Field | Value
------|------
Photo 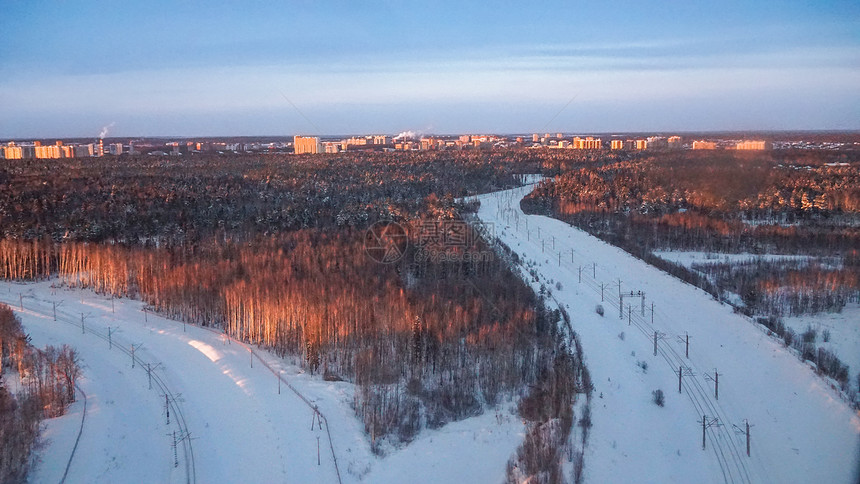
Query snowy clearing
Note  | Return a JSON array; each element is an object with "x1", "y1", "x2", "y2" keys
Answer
[
  {"x1": 652, "y1": 251, "x2": 814, "y2": 269},
  {"x1": 474, "y1": 185, "x2": 860, "y2": 484}
]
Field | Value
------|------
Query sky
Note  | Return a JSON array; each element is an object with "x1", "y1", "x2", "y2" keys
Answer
[{"x1": 1, "y1": 0, "x2": 858, "y2": 138}]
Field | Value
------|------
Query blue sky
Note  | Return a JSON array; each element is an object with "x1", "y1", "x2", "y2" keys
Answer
[{"x1": 1, "y1": 0, "x2": 858, "y2": 137}]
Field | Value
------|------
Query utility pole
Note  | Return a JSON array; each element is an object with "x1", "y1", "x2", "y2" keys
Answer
[
  {"x1": 147, "y1": 363, "x2": 161, "y2": 390},
  {"x1": 600, "y1": 283, "x2": 605, "y2": 302},
  {"x1": 19, "y1": 293, "x2": 23, "y2": 310},
  {"x1": 249, "y1": 347, "x2": 253, "y2": 368},
  {"x1": 278, "y1": 369, "x2": 281, "y2": 394},
  {"x1": 699, "y1": 415, "x2": 721, "y2": 450},
  {"x1": 131, "y1": 343, "x2": 142, "y2": 368},
  {"x1": 108, "y1": 326, "x2": 112, "y2": 350},
  {"x1": 558, "y1": 252, "x2": 561, "y2": 266},
  {"x1": 706, "y1": 369, "x2": 722, "y2": 400},
  {"x1": 653, "y1": 331, "x2": 666, "y2": 356},
  {"x1": 732, "y1": 420, "x2": 752, "y2": 457},
  {"x1": 317, "y1": 436, "x2": 321, "y2": 466},
  {"x1": 172, "y1": 431, "x2": 178, "y2": 467},
  {"x1": 592, "y1": 262, "x2": 596, "y2": 278},
  {"x1": 571, "y1": 248, "x2": 574, "y2": 263},
  {"x1": 111, "y1": 296, "x2": 114, "y2": 313},
  {"x1": 641, "y1": 293, "x2": 645, "y2": 316},
  {"x1": 628, "y1": 304, "x2": 632, "y2": 325},
  {"x1": 143, "y1": 307, "x2": 148, "y2": 323},
  {"x1": 165, "y1": 394, "x2": 170, "y2": 425},
  {"x1": 676, "y1": 366, "x2": 694, "y2": 393},
  {"x1": 651, "y1": 302, "x2": 654, "y2": 325},
  {"x1": 676, "y1": 332, "x2": 691, "y2": 358},
  {"x1": 552, "y1": 235, "x2": 555, "y2": 249},
  {"x1": 578, "y1": 265, "x2": 582, "y2": 283},
  {"x1": 542, "y1": 239, "x2": 544, "y2": 253}
]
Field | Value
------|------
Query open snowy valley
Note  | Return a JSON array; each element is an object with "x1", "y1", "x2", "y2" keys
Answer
[
  {"x1": 1, "y1": 280, "x2": 524, "y2": 484},
  {"x1": 473, "y1": 184, "x2": 860, "y2": 484}
]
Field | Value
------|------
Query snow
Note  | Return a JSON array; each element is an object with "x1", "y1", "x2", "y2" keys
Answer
[
  {"x1": 653, "y1": 251, "x2": 813, "y2": 269},
  {"x1": 475, "y1": 185, "x2": 860, "y2": 484},
  {"x1": 0, "y1": 280, "x2": 524, "y2": 484},
  {"x1": 654, "y1": 250, "x2": 859, "y2": 395},
  {"x1": 781, "y1": 303, "x2": 860, "y2": 387}
]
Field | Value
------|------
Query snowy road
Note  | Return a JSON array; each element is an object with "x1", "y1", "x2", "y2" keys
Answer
[{"x1": 474, "y1": 185, "x2": 860, "y2": 484}]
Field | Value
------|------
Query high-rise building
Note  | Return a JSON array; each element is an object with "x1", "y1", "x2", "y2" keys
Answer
[
  {"x1": 2, "y1": 143, "x2": 23, "y2": 159},
  {"x1": 532, "y1": 133, "x2": 539, "y2": 143},
  {"x1": 736, "y1": 140, "x2": 769, "y2": 150},
  {"x1": 35, "y1": 144, "x2": 61, "y2": 158},
  {"x1": 75, "y1": 144, "x2": 95, "y2": 157},
  {"x1": 692, "y1": 141, "x2": 717, "y2": 150},
  {"x1": 572, "y1": 137, "x2": 602, "y2": 149},
  {"x1": 667, "y1": 136, "x2": 682, "y2": 149},
  {"x1": 372, "y1": 135, "x2": 387, "y2": 145},
  {"x1": 610, "y1": 140, "x2": 624, "y2": 150},
  {"x1": 293, "y1": 135, "x2": 321, "y2": 154},
  {"x1": 109, "y1": 143, "x2": 123, "y2": 155},
  {"x1": 635, "y1": 139, "x2": 648, "y2": 150}
]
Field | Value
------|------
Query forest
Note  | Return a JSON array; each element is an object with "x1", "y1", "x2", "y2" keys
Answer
[
  {"x1": 0, "y1": 304, "x2": 80, "y2": 483},
  {"x1": 521, "y1": 149, "x2": 860, "y2": 392},
  {"x1": 0, "y1": 149, "x2": 602, "y2": 483}
]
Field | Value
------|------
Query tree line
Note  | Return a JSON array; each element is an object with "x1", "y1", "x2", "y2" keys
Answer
[{"x1": 0, "y1": 304, "x2": 80, "y2": 482}]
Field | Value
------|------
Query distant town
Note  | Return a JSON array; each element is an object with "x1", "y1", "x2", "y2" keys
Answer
[{"x1": 2, "y1": 132, "x2": 858, "y2": 159}]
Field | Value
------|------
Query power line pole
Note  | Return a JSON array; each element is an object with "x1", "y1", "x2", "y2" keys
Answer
[
  {"x1": 130, "y1": 343, "x2": 142, "y2": 368},
  {"x1": 705, "y1": 369, "x2": 722, "y2": 400},
  {"x1": 698, "y1": 415, "x2": 721, "y2": 450},
  {"x1": 600, "y1": 283, "x2": 605, "y2": 302},
  {"x1": 592, "y1": 262, "x2": 596, "y2": 278},
  {"x1": 676, "y1": 332, "x2": 691, "y2": 358},
  {"x1": 676, "y1": 366, "x2": 695, "y2": 393},
  {"x1": 108, "y1": 326, "x2": 112, "y2": 350},
  {"x1": 651, "y1": 302, "x2": 654, "y2": 325},
  {"x1": 653, "y1": 331, "x2": 666, "y2": 356},
  {"x1": 733, "y1": 420, "x2": 753, "y2": 457},
  {"x1": 578, "y1": 265, "x2": 582, "y2": 283}
]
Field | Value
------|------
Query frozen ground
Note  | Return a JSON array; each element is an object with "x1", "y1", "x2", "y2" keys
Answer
[
  {"x1": 474, "y1": 185, "x2": 860, "y2": 484},
  {"x1": 653, "y1": 251, "x2": 814, "y2": 268},
  {"x1": 0, "y1": 280, "x2": 524, "y2": 484},
  {"x1": 781, "y1": 303, "x2": 860, "y2": 388},
  {"x1": 654, "y1": 250, "x2": 859, "y2": 396}
]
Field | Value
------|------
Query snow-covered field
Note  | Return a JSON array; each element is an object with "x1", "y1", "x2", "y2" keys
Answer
[
  {"x1": 1, "y1": 280, "x2": 524, "y2": 484},
  {"x1": 474, "y1": 185, "x2": 860, "y2": 484},
  {"x1": 781, "y1": 303, "x2": 860, "y2": 385},
  {"x1": 653, "y1": 251, "x2": 814, "y2": 268},
  {"x1": 654, "y1": 250, "x2": 859, "y2": 395}
]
